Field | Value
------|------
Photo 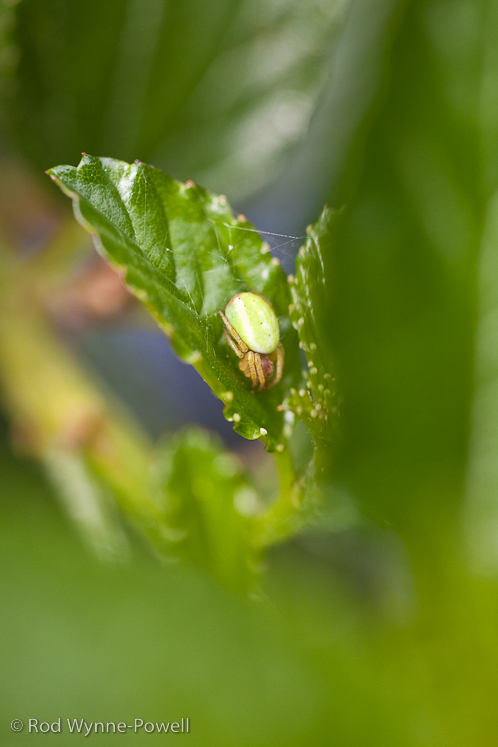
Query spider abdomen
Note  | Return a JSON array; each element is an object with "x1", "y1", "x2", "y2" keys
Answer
[{"x1": 225, "y1": 292, "x2": 279, "y2": 354}]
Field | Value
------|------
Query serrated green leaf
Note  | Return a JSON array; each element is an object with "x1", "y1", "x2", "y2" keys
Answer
[
  {"x1": 48, "y1": 155, "x2": 301, "y2": 448},
  {"x1": 151, "y1": 427, "x2": 260, "y2": 593},
  {"x1": 278, "y1": 206, "x2": 339, "y2": 447}
]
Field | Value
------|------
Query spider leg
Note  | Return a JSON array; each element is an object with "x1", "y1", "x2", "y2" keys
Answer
[
  {"x1": 219, "y1": 310, "x2": 268, "y2": 392},
  {"x1": 219, "y1": 310, "x2": 248, "y2": 353},
  {"x1": 254, "y1": 353, "x2": 266, "y2": 392},
  {"x1": 265, "y1": 343, "x2": 284, "y2": 389},
  {"x1": 223, "y1": 328, "x2": 244, "y2": 359},
  {"x1": 240, "y1": 351, "x2": 259, "y2": 389}
]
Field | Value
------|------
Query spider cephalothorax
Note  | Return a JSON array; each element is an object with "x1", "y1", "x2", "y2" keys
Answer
[{"x1": 219, "y1": 292, "x2": 284, "y2": 392}]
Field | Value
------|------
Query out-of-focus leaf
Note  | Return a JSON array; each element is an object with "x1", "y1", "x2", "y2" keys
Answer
[
  {"x1": 6, "y1": 0, "x2": 238, "y2": 169},
  {"x1": 48, "y1": 155, "x2": 301, "y2": 447},
  {"x1": 152, "y1": 427, "x2": 260, "y2": 592},
  {"x1": 0, "y1": 0, "x2": 17, "y2": 126},
  {"x1": 464, "y1": 0, "x2": 498, "y2": 571},
  {"x1": 161, "y1": 0, "x2": 349, "y2": 201},
  {"x1": 465, "y1": 194, "x2": 498, "y2": 572},
  {"x1": 312, "y1": 0, "x2": 487, "y2": 538},
  {"x1": 8, "y1": 0, "x2": 347, "y2": 200}
]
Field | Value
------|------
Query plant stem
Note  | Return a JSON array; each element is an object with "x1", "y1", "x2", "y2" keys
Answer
[{"x1": 0, "y1": 246, "x2": 171, "y2": 557}]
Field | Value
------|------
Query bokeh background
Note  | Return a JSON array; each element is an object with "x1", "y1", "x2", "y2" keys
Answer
[{"x1": 2, "y1": 0, "x2": 498, "y2": 744}]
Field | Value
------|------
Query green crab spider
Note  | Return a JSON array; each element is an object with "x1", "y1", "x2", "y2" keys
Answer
[{"x1": 219, "y1": 292, "x2": 284, "y2": 392}]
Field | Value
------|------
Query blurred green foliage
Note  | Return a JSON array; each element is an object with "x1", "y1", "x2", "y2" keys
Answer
[
  {"x1": 7, "y1": 0, "x2": 344, "y2": 199},
  {"x1": 152, "y1": 427, "x2": 260, "y2": 591},
  {"x1": 2, "y1": 0, "x2": 498, "y2": 744}
]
